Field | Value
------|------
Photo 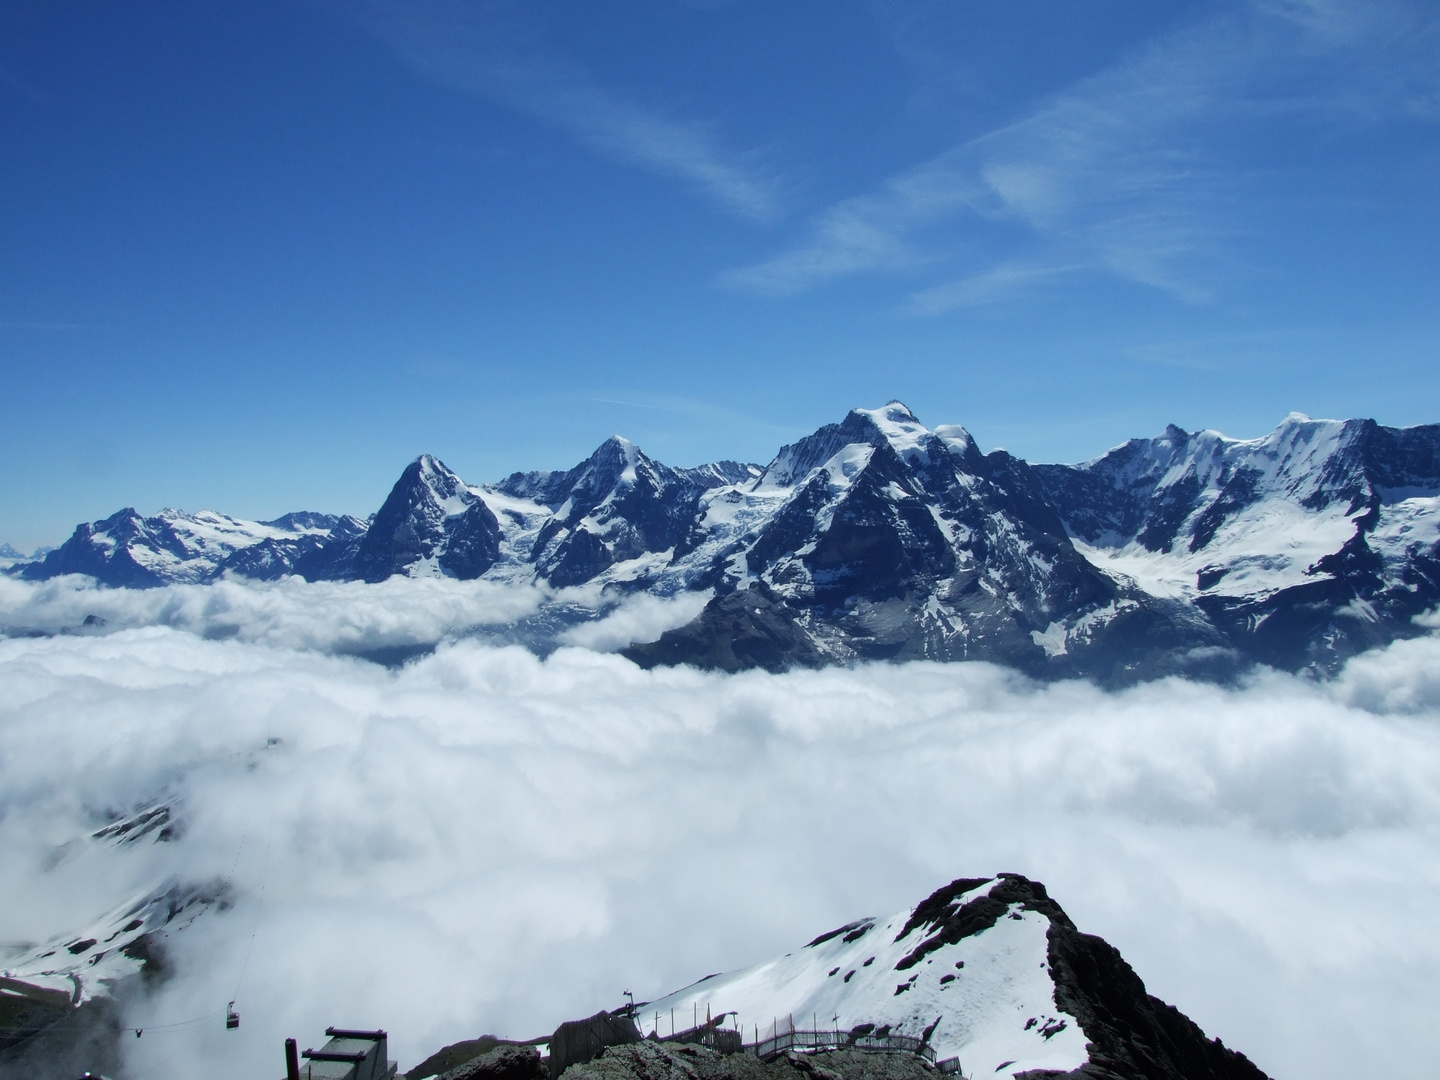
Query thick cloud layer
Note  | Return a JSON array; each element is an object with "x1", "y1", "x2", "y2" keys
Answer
[
  {"x1": 0, "y1": 575, "x2": 710, "y2": 659},
  {"x1": 1, "y1": 579, "x2": 1439, "y2": 1080}
]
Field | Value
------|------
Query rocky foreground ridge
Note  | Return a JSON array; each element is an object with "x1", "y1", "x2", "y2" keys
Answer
[
  {"x1": 11, "y1": 403, "x2": 1439, "y2": 682},
  {"x1": 410, "y1": 875, "x2": 1270, "y2": 1080},
  {"x1": 0, "y1": 872, "x2": 1272, "y2": 1080}
]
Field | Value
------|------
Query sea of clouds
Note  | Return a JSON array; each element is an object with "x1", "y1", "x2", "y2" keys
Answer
[{"x1": 2, "y1": 575, "x2": 1440, "y2": 1080}]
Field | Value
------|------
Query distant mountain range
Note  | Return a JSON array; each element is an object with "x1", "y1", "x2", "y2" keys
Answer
[{"x1": 11, "y1": 403, "x2": 1439, "y2": 682}]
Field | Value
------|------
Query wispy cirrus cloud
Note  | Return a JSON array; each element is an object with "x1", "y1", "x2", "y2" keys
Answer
[
  {"x1": 723, "y1": 0, "x2": 1440, "y2": 309},
  {"x1": 906, "y1": 260, "x2": 1083, "y2": 315},
  {"x1": 353, "y1": 0, "x2": 782, "y2": 221}
]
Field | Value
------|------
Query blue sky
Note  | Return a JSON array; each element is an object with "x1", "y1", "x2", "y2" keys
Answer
[{"x1": 2, "y1": 0, "x2": 1438, "y2": 549}]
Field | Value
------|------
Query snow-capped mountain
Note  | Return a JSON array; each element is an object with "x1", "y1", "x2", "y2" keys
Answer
[
  {"x1": 11, "y1": 403, "x2": 1439, "y2": 681},
  {"x1": 1033, "y1": 414, "x2": 1440, "y2": 670},
  {"x1": 624, "y1": 405, "x2": 1224, "y2": 680},
  {"x1": 636, "y1": 874, "x2": 1268, "y2": 1080},
  {"x1": 17, "y1": 507, "x2": 343, "y2": 587}
]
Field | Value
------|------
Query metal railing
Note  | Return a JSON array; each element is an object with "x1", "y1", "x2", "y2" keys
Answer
[
  {"x1": 660, "y1": 1024, "x2": 744, "y2": 1054},
  {"x1": 745, "y1": 1028, "x2": 936, "y2": 1065}
]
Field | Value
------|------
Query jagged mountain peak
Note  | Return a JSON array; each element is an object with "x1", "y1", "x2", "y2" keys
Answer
[
  {"x1": 406, "y1": 453, "x2": 468, "y2": 498},
  {"x1": 853, "y1": 399, "x2": 919, "y2": 424},
  {"x1": 99, "y1": 506, "x2": 146, "y2": 527},
  {"x1": 548, "y1": 436, "x2": 658, "y2": 518},
  {"x1": 757, "y1": 404, "x2": 940, "y2": 490},
  {"x1": 368, "y1": 455, "x2": 478, "y2": 522},
  {"x1": 757, "y1": 404, "x2": 988, "y2": 495},
  {"x1": 576, "y1": 435, "x2": 646, "y2": 483},
  {"x1": 597, "y1": 433, "x2": 641, "y2": 456},
  {"x1": 1163, "y1": 422, "x2": 1188, "y2": 438},
  {"x1": 346, "y1": 453, "x2": 496, "y2": 582},
  {"x1": 846, "y1": 403, "x2": 939, "y2": 466},
  {"x1": 498, "y1": 436, "x2": 653, "y2": 511}
]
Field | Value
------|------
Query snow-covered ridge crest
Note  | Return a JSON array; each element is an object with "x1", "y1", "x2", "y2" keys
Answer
[{"x1": 635, "y1": 874, "x2": 1269, "y2": 1080}]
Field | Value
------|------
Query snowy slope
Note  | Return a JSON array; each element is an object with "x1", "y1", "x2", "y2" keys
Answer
[
  {"x1": 636, "y1": 875, "x2": 1267, "y2": 1080},
  {"x1": 0, "y1": 798, "x2": 225, "y2": 1067},
  {"x1": 641, "y1": 879, "x2": 1085, "y2": 1077},
  {"x1": 1035, "y1": 414, "x2": 1440, "y2": 669},
  {"x1": 1037, "y1": 416, "x2": 1371, "y2": 602},
  {"x1": 1034, "y1": 414, "x2": 1440, "y2": 600},
  {"x1": 1, "y1": 880, "x2": 217, "y2": 1009}
]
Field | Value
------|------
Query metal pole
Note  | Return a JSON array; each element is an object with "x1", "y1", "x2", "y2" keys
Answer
[{"x1": 285, "y1": 1037, "x2": 300, "y2": 1080}]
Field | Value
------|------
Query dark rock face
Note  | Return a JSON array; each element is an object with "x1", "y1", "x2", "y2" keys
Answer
[
  {"x1": 900, "y1": 876, "x2": 1271, "y2": 1080},
  {"x1": 409, "y1": 1039, "x2": 538, "y2": 1080},
  {"x1": 625, "y1": 584, "x2": 829, "y2": 674},
  {"x1": 539, "y1": 526, "x2": 616, "y2": 589},
  {"x1": 293, "y1": 515, "x2": 370, "y2": 581},
  {"x1": 561, "y1": 1043, "x2": 934, "y2": 1080},
  {"x1": 439, "y1": 502, "x2": 505, "y2": 580},
  {"x1": 434, "y1": 1043, "x2": 547, "y2": 1080},
  {"x1": 346, "y1": 455, "x2": 502, "y2": 583},
  {"x1": 0, "y1": 990, "x2": 127, "y2": 1080},
  {"x1": 214, "y1": 533, "x2": 330, "y2": 580}
]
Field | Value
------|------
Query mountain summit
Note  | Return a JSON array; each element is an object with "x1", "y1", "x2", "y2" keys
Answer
[
  {"x1": 627, "y1": 873, "x2": 1270, "y2": 1080},
  {"x1": 14, "y1": 404, "x2": 1439, "y2": 682}
]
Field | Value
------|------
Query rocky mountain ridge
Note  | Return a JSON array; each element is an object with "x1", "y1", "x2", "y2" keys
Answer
[
  {"x1": 409, "y1": 874, "x2": 1270, "y2": 1080},
  {"x1": 11, "y1": 403, "x2": 1439, "y2": 682},
  {"x1": 625, "y1": 873, "x2": 1270, "y2": 1080}
]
